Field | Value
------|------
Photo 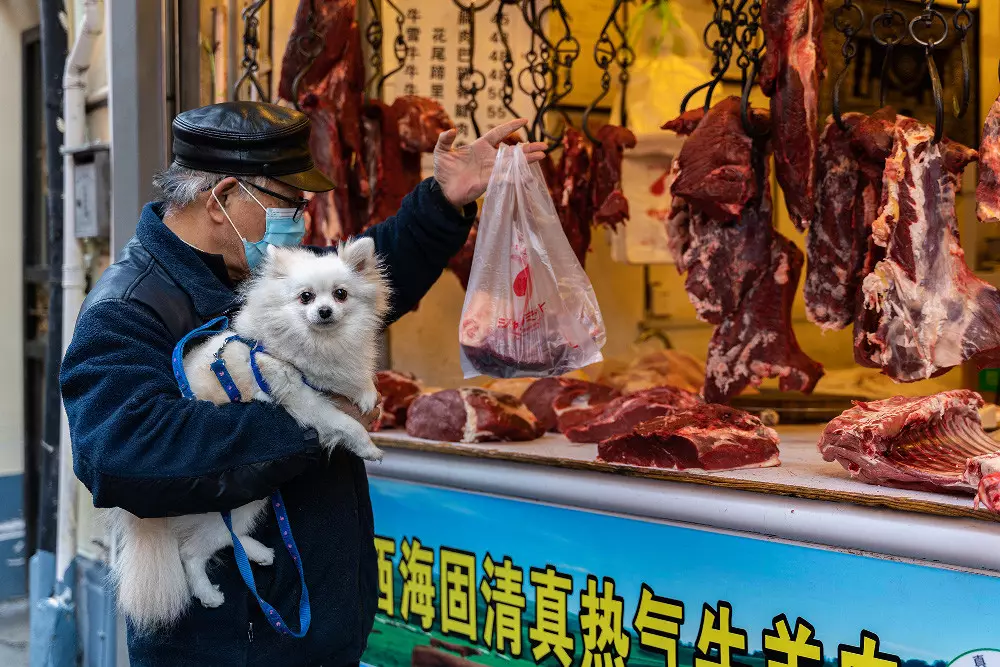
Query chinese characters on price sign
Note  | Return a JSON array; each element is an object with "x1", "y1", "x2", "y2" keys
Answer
[
  {"x1": 373, "y1": 533, "x2": 906, "y2": 667},
  {"x1": 381, "y1": 0, "x2": 535, "y2": 144}
]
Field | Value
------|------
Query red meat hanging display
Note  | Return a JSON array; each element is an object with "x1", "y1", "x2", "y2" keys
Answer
[{"x1": 590, "y1": 125, "x2": 637, "y2": 228}]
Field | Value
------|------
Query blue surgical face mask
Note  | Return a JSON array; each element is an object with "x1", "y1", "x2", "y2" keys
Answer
[{"x1": 213, "y1": 182, "x2": 305, "y2": 271}]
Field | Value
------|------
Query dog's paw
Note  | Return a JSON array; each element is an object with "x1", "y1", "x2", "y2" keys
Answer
[
  {"x1": 252, "y1": 547, "x2": 275, "y2": 567},
  {"x1": 353, "y1": 439, "x2": 385, "y2": 462},
  {"x1": 196, "y1": 585, "x2": 225, "y2": 609},
  {"x1": 357, "y1": 389, "x2": 380, "y2": 416}
]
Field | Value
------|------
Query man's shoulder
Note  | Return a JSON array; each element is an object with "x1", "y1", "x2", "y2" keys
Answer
[{"x1": 81, "y1": 237, "x2": 195, "y2": 336}]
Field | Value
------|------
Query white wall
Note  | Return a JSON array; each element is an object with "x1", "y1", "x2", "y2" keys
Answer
[{"x1": 0, "y1": 1, "x2": 39, "y2": 478}]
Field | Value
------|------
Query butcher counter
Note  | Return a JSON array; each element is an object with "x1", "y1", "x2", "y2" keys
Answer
[{"x1": 360, "y1": 426, "x2": 1000, "y2": 666}]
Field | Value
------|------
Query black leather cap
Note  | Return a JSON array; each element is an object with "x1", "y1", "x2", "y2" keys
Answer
[{"x1": 170, "y1": 101, "x2": 335, "y2": 192}]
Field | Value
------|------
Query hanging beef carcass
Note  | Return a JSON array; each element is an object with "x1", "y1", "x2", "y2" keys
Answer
[
  {"x1": 805, "y1": 108, "x2": 897, "y2": 332},
  {"x1": 555, "y1": 128, "x2": 594, "y2": 264},
  {"x1": 857, "y1": 116, "x2": 1000, "y2": 381},
  {"x1": 358, "y1": 96, "x2": 455, "y2": 235},
  {"x1": 279, "y1": 0, "x2": 367, "y2": 245},
  {"x1": 663, "y1": 97, "x2": 823, "y2": 404},
  {"x1": 590, "y1": 125, "x2": 637, "y2": 228},
  {"x1": 978, "y1": 93, "x2": 1000, "y2": 223},
  {"x1": 760, "y1": 0, "x2": 826, "y2": 231}
]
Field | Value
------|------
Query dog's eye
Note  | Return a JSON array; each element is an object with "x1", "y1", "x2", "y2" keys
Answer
[
  {"x1": 299, "y1": 291, "x2": 315, "y2": 304},
  {"x1": 333, "y1": 288, "x2": 348, "y2": 302}
]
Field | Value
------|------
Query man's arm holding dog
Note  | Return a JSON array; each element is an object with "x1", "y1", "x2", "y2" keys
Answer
[{"x1": 59, "y1": 298, "x2": 325, "y2": 519}]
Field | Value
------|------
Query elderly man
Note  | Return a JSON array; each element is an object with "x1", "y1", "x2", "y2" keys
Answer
[{"x1": 59, "y1": 101, "x2": 546, "y2": 666}]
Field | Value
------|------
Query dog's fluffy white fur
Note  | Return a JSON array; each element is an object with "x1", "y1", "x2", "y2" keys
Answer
[{"x1": 107, "y1": 238, "x2": 390, "y2": 633}]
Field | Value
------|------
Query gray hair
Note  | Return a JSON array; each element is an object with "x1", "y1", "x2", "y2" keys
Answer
[{"x1": 152, "y1": 163, "x2": 271, "y2": 214}]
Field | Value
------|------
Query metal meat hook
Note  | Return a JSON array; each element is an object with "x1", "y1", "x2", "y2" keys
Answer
[
  {"x1": 952, "y1": 0, "x2": 973, "y2": 119},
  {"x1": 290, "y1": 0, "x2": 324, "y2": 111},
  {"x1": 582, "y1": 0, "x2": 628, "y2": 143},
  {"x1": 871, "y1": 4, "x2": 905, "y2": 109},
  {"x1": 832, "y1": 0, "x2": 864, "y2": 133},
  {"x1": 908, "y1": 5, "x2": 948, "y2": 143}
]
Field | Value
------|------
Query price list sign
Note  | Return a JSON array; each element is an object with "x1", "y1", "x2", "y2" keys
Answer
[{"x1": 381, "y1": 0, "x2": 538, "y2": 145}]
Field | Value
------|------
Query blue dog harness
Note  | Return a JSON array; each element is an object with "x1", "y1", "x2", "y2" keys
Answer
[{"x1": 172, "y1": 316, "x2": 311, "y2": 638}]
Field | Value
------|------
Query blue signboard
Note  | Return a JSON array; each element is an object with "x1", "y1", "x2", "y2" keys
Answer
[{"x1": 364, "y1": 477, "x2": 1000, "y2": 667}]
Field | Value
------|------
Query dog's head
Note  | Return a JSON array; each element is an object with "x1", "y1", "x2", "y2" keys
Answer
[{"x1": 240, "y1": 239, "x2": 390, "y2": 346}]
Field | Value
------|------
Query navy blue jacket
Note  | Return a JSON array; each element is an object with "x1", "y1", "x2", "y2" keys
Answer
[{"x1": 59, "y1": 178, "x2": 474, "y2": 666}]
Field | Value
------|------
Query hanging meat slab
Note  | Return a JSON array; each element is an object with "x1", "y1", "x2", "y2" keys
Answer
[
  {"x1": 591, "y1": 124, "x2": 637, "y2": 228},
  {"x1": 359, "y1": 99, "x2": 406, "y2": 233},
  {"x1": 663, "y1": 98, "x2": 823, "y2": 404},
  {"x1": 759, "y1": 0, "x2": 826, "y2": 231},
  {"x1": 858, "y1": 116, "x2": 1000, "y2": 381},
  {"x1": 280, "y1": 0, "x2": 367, "y2": 245},
  {"x1": 663, "y1": 97, "x2": 769, "y2": 222},
  {"x1": 554, "y1": 128, "x2": 594, "y2": 265},
  {"x1": 599, "y1": 404, "x2": 781, "y2": 471},
  {"x1": 977, "y1": 93, "x2": 1000, "y2": 223},
  {"x1": 819, "y1": 390, "x2": 1000, "y2": 495}
]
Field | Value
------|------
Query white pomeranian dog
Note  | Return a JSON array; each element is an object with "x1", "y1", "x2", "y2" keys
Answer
[{"x1": 106, "y1": 237, "x2": 390, "y2": 633}]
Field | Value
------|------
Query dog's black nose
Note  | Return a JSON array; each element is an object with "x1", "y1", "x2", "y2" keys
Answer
[{"x1": 318, "y1": 306, "x2": 333, "y2": 320}]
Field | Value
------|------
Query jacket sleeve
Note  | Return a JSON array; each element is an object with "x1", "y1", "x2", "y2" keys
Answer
[
  {"x1": 360, "y1": 178, "x2": 475, "y2": 323},
  {"x1": 59, "y1": 298, "x2": 325, "y2": 519}
]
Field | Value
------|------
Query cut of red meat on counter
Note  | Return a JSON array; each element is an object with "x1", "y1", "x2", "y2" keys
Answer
[
  {"x1": 405, "y1": 388, "x2": 543, "y2": 443},
  {"x1": 590, "y1": 125, "x2": 637, "y2": 228},
  {"x1": 521, "y1": 377, "x2": 619, "y2": 432},
  {"x1": 663, "y1": 98, "x2": 823, "y2": 404},
  {"x1": 965, "y1": 452, "x2": 1000, "y2": 510},
  {"x1": 599, "y1": 405, "x2": 780, "y2": 471},
  {"x1": 858, "y1": 116, "x2": 998, "y2": 381},
  {"x1": 371, "y1": 370, "x2": 422, "y2": 431},
  {"x1": 819, "y1": 390, "x2": 1000, "y2": 494},
  {"x1": 559, "y1": 386, "x2": 702, "y2": 443},
  {"x1": 978, "y1": 93, "x2": 1000, "y2": 223},
  {"x1": 760, "y1": 0, "x2": 826, "y2": 231}
]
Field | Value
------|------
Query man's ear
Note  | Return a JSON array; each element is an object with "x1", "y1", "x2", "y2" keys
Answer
[
  {"x1": 339, "y1": 237, "x2": 376, "y2": 273},
  {"x1": 205, "y1": 177, "x2": 239, "y2": 226}
]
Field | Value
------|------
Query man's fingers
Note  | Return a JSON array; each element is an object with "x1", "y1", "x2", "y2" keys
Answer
[
  {"x1": 523, "y1": 152, "x2": 550, "y2": 165},
  {"x1": 436, "y1": 128, "x2": 458, "y2": 152},
  {"x1": 522, "y1": 142, "x2": 548, "y2": 154},
  {"x1": 482, "y1": 118, "x2": 528, "y2": 147}
]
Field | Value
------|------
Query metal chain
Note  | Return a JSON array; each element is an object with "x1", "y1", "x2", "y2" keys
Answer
[
  {"x1": 952, "y1": 0, "x2": 973, "y2": 118},
  {"x1": 679, "y1": 0, "x2": 739, "y2": 115},
  {"x1": 452, "y1": 0, "x2": 495, "y2": 138},
  {"x1": 909, "y1": 0, "x2": 949, "y2": 143},
  {"x1": 234, "y1": 0, "x2": 269, "y2": 101},
  {"x1": 377, "y1": 0, "x2": 407, "y2": 94},
  {"x1": 364, "y1": 0, "x2": 384, "y2": 97},
  {"x1": 495, "y1": 0, "x2": 519, "y2": 121},
  {"x1": 832, "y1": 0, "x2": 864, "y2": 131},
  {"x1": 582, "y1": 0, "x2": 629, "y2": 141},
  {"x1": 870, "y1": 0, "x2": 905, "y2": 108}
]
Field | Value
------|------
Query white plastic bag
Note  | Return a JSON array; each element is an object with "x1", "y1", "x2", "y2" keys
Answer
[{"x1": 459, "y1": 145, "x2": 606, "y2": 379}]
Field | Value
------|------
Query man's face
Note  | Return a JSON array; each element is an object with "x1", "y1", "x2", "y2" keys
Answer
[{"x1": 207, "y1": 176, "x2": 305, "y2": 279}]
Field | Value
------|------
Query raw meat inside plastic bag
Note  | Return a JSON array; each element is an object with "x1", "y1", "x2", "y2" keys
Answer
[{"x1": 459, "y1": 144, "x2": 606, "y2": 379}]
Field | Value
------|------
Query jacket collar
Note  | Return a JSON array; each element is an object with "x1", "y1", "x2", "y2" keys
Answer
[{"x1": 136, "y1": 202, "x2": 243, "y2": 319}]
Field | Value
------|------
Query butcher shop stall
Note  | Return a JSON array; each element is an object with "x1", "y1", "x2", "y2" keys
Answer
[{"x1": 190, "y1": 0, "x2": 1000, "y2": 663}]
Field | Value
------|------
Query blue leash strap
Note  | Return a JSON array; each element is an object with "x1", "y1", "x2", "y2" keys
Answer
[
  {"x1": 172, "y1": 316, "x2": 230, "y2": 399},
  {"x1": 172, "y1": 318, "x2": 311, "y2": 638},
  {"x1": 221, "y1": 492, "x2": 311, "y2": 638}
]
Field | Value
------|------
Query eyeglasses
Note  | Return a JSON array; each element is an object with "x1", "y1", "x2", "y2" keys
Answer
[{"x1": 237, "y1": 178, "x2": 309, "y2": 221}]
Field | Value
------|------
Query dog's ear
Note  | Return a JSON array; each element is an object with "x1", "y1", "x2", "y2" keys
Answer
[
  {"x1": 263, "y1": 245, "x2": 294, "y2": 278},
  {"x1": 340, "y1": 237, "x2": 377, "y2": 274}
]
